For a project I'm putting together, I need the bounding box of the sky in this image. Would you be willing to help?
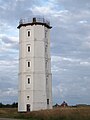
[0,0,90,105]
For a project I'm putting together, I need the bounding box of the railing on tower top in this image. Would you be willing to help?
[19,17,50,26]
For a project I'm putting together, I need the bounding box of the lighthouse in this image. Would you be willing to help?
[17,17,52,112]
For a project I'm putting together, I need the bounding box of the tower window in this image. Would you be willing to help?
[27,96,29,100]
[28,31,30,36]
[28,61,31,67]
[28,46,30,52]
[47,99,49,105]
[27,30,31,37]
[28,77,31,84]
[27,45,31,52]
[26,75,31,84]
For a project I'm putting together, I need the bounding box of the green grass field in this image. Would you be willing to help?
[0,107,90,120]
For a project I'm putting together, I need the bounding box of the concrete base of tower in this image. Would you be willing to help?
[18,102,52,112]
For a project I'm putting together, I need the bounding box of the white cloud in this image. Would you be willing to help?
[0,60,18,66]
[0,88,18,97]
[0,35,19,53]
[16,0,25,2]
[51,56,81,63]
[80,61,90,66]
[79,20,88,24]
[81,41,90,49]
[31,6,53,15]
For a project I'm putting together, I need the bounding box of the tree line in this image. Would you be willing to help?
[0,102,18,108]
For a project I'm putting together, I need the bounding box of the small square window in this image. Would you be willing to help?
[27,96,29,100]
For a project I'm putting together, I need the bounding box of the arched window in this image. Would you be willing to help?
[27,30,31,37]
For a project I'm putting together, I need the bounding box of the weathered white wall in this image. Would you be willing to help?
[18,21,52,112]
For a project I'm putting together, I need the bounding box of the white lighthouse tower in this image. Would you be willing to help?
[17,17,52,112]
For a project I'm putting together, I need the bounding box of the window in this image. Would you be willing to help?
[27,61,31,68]
[28,46,30,52]
[27,30,31,37]
[27,96,29,100]
[26,75,31,84]
[47,99,49,105]
[27,45,31,52]
[28,77,30,84]
[28,31,30,37]
[28,61,30,67]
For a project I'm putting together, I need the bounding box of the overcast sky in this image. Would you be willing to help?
[0,0,90,105]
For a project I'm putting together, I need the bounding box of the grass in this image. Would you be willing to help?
[0,107,90,120]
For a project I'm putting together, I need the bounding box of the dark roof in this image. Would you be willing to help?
[17,22,52,29]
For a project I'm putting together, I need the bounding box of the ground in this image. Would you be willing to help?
[0,107,90,120]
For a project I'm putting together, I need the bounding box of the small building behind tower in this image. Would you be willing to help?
[17,17,52,112]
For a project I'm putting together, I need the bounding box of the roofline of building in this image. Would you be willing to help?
[17,22,52,29]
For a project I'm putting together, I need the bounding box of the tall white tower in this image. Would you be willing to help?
[17,17,52,112]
